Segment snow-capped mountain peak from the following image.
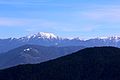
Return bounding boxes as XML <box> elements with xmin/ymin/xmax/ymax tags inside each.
<box><xmin>108</xmin><ymin>36</ymin><xmax>120</xmax><ymax>40</ymax></box>
<box><xmin>107</xmin><ymin>36</ymin><xmax>120</xmax><ymax>42</ymax></box>
<box><xmin>37</xmin><ymin>32</ymin><xmax>57</xmax><ymax>39</ymax></box>
<box><xmin>28</xmin><ymin>32</ymin><xmax>58</xmax><ymax>39</ymax></box>
<box><xmin>19</xmin><ymin>32</ymin><xmax>59</xmax><ymax>41</ymax></box>
<box><xmin>97</xmin><ymin>36</ymin><xmax>120</xmax><ymax>42</ymax></box>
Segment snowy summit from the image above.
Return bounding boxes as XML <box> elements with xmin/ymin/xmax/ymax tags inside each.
<box><xmin>26</xmin><ymin>32</ymin><xmax>58</xmax><ymax>39</ymax></box>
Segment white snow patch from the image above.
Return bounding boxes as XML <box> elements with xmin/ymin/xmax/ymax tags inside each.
<box><xmin>24</xmin><ymin>48</ymin><xmax>31</xmax><ymax>52</ymax></box>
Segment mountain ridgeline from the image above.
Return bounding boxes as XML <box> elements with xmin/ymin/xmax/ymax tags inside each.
<box><xmin>0</xmin><ymin>44</ymin><xmax>84</xmax><ymax>69</ymax></box>
<box><xmin>1</xmin><ymin>47</ymin><xmax>120</xmax><ymax>80</ymax></box>
<box><xmin>1</xmin><ymin>32</ymin><xmax>120</xmax><ymax>53</ymax></box>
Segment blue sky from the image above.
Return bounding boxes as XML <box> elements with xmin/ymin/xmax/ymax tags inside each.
<box><xmin>0</xmin><ymin>0</ymin><xmax>120</xmax><ymax>39</ymax></box>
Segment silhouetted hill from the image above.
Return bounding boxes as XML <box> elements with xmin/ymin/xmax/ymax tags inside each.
<box><xmin>0</xmin><ymin>44</ymin><xmax>84</xmax><ymax>69</ymax></box>
<box><xmin>0</xmin><ymin>47</ymin><xmax>120</xmax><ymax>80</ymax></box>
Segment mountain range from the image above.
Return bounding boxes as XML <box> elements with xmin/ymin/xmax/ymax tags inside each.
<box><xmin>0</xmin><ymin>44</ymin><xmax>84</xmax><ymax>69</ymax></box>
<box><xmin>1</xmin><ymin>32</ymin><xmax>120</xmax><ymax>53</ymax></box>
<box><xmin>0</xmin><ymin>47</ymin><xmax>120</xmax><ymax>80</ymax></box>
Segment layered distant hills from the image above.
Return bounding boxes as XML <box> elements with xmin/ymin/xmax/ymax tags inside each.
<box><xmin>1</xmin><ymin>47</ymin><xmax>120</xmax><ymax>80</ymax></box>
<box><xmin>0</xmin><ymin>44</ymin><xmax>84</xmax><ymax>69</ymax></box>
<box><xmin>1</xmin><ymin>32</ymin><xmax>120</xmax><ymax>70</ymax></box>
<box><xmin>1</xmin><ymin>32</ymin><xmax>120</xmax><ymax>53</ymax></box>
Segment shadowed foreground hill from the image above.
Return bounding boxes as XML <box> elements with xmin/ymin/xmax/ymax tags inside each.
<box><xmin>1</xmin><ymin>47</ymin><xmax>120</xmax><ymax>80</ymax></box>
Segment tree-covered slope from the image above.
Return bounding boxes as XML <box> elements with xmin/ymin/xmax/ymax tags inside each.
<box><xmin>0</xmin><ymin>44</ymin><xmax>84</xmax><ymax>69</ymax></box>
<box><xmin>0</xmin><ymin>47</ymin><xmax>120</xmax><ymax>80</ymax></box>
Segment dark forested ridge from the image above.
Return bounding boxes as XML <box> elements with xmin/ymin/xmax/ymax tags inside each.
<box><xmin>0</xmin><ymin>47</ymin><xmax>120</xmax><ymax>80</ymax></box>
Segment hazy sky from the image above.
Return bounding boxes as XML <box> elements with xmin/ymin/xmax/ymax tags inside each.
<box><xmin>0</xmin><ymin>0</ymin><xmax>120</xmax><ymax>39</ymax></box>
